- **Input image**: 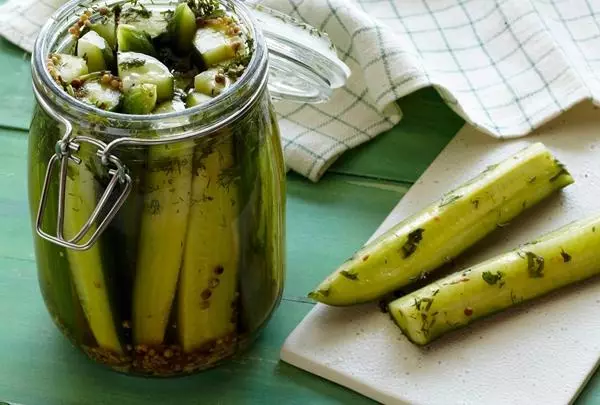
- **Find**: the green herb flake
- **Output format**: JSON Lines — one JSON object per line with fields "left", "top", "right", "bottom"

{"left": 528, "top": 176, "right": 537, "bottom": 183}
{"left": 119, "top": 58, "right": 146, "bottom": 69}
{"left": 561, "top": 250, "right": 572, "bottom": 263}
{"left": 482, "top": 270, "right": 503, "bottom": 285}
{"left": 340, "top": 270, "right": 359, "bottom": 281}
{"left": 550, "top": 161, "right": 570, "bottom": 182}
{"left": 471, "top": 198, "right": 480, "bottom": 209}
{"left": 522, "top": 251, "right": 544, "bottom": 278}
{"left": 401, "top": 228, "right": 424, "bottom": 258}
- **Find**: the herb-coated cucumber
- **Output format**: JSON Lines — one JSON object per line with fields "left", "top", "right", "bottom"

{"left": 122, "top": 83, "right": 157, "bottom": 114}
{"left": 117, "top": 24, "right": 157, "bottom": 57}
{"left": 389, "top": 215, "right": 600, "bottom": 345}
{"left": 309, "top": 143, "right": 574, "bottom": 306}
{"left": 177, "top": 136, "right": 240, "bottom": 352}
{"left": 77, "top": 31, "right": 114, "bottom": 73}
{"left": 63, "top": 143, "right": 123, "bottom": 354}
{"left": 132, "top": 141, "right": 194, "bottom": 345}
{"left": 118, "top": 51, "right": 174, "bottom": 102}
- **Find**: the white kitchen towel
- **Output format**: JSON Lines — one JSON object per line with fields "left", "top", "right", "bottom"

{"left": 2, "top": 0, "right": 599, "bottom": 181}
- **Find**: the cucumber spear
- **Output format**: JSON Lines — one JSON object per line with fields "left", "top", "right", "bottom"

{"left": 177, "top": 134, "right": 240, "bottom": 353}
{"left": 63, "top": 143, "right": 123, "bottom": 354}
{"left": 309, "top": 143, "right": 574, "bottom": 306}
{"left": 132, "top": 140, "right": 194, "bottom": 346}
{"left": 389, "top": 215, "right": 600, "bottom": 345}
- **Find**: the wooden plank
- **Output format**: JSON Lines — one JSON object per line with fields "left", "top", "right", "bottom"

{"left": 0, "top": 38, "right": 33, "bottom": 131}
{"left": 285, "top": 173, "right": 408, "bottom": 300}
{"left": 330, "top": 88, "right": 464, "bottom": 183}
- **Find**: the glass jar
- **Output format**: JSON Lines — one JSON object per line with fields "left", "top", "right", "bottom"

{"left": 28, "top": 0, "right": 348, "bottom": 376}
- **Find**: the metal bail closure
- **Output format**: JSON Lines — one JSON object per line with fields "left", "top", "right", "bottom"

{"left": 36, "top": 135, "right": 133, "bottom": 251}
{"left": 248, "top": 3, "right": 351, "bottom": 104}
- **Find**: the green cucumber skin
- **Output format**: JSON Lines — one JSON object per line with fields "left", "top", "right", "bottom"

{"left": 28, "top": 106, "right": 90, "bottom": 342}
{"left": 310, "top": 143, "right": 574, "bottom": 306}
{"left": 389, "top": 216, "right": 600, "bottom": 345}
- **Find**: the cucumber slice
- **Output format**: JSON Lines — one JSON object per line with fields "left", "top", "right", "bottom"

{"left": 120, "top": 5, "right": 169, "bottom": 39}
{"left": 49, "top": 54, "right": 89, "bottom": 84}
{"left": 193, "top": 26, "right": 240, "bottom": 67}
{"left": 118, "top": 52, "right": 174, "bottom": 102}
{"left": 168, "top": 3, "right": 197, "bottom": 54}
{"left": 186, "top": 92, "right": 212, "bottom": 107}
{"left": 194, "top": 69, "right": 231, "bottom": 96}
{"left": 91, "top": 20, "right": 117, "bottom": 49}
{"left": 153, "top": 98, "right": 186, "bottom": 114}
{"left": 77, "top": 31, "right": 114, "bottom": 73}
{"left": 123, "top": 83, "right": 157, "bottom": 114}
{"left": 117, "top": 24, "right": 157, "bottom": 57}
{"left": 75, "top": 74, "right": 122, "bottom": 111}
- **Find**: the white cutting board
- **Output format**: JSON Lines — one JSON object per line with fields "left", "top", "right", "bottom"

{"left": 280, "top": 101, "right": 600, "bottom": 405}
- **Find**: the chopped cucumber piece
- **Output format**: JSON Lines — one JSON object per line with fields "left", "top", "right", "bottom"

{"left": 77, "top": 31, "right": 114, "bottom": 73}
{"left": 118, "top": 52, "right": 174, "bottom": 102}
{"left": 75, "top": 73, "right": 122, "bottom": 111}
{"left": 117, "top": 24, "right": 157, "bottom": 57}
{"left": 186, "top": 92, "right": 212, "bottom": 107}
{"left": 153, "top": 98, "right": 186, "bottom": 114}
{"left": 194, "top": 69, "right": 231, "bottom": 96}
{"left": 168, "top": 3, "right": 197, "bottom": 54}
{"left": 193, "top": 26, "right": 240, "bottom": 67}
{"left": 91, "top": 20, "right": 117, "bottom": 49}
{"left": 123, "top": 83, "right": 157, "bottom": 114}
{"left": 50, "top": 54, "right": 89, "bottom": 84}
{"left": 120, "top": 6, "right": 169, "bottom": 38}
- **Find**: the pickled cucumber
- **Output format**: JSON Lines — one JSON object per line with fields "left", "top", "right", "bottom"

{"left": 194, "top": 69, "right": 231, "bottom": 96}
{"left": 169, "top": 3, "right": 197, "bottom": 54}
{"left": 177, "top": 135, "right": 240, "bottom": 352}
{"left": 118, "top": 52, "right": 174, "bottom": 102}
{"left": 63, "top": 143, "right": 123, "bottom": 354}
{"left": 77, "top": 31, "right": 114, "bottom": 73}
{"left": 28, "top": 106, "right": 89, "bottom": 340}
{"left": 193, "top": 24, "right": 240, "bottom": 67}
{"left": 117, "top": 24, "right": 157, "bottom": 56}
{"left": 73, "top": 72, "right": 122, "bottom": 111}
{"left": 47, "top": 54, "right": 89, "bottom": 85}
{"left": 120, "top": 4, "right": 169, "bottom": 39}
{"left": 186, "top": 91, "right": 212, "bottom": 107}
{"left": 132, "top": 141, "right": 194, "bottom": 345}
{"left": 123, "top": 83, "right": 157, "bottom": 114}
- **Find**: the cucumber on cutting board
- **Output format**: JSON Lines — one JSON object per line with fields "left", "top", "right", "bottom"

{"left": 389, "top": 215, "right": 600, "bottom": 345}
{"left": 309, "top": 143, "right": 574, "bottom": 306}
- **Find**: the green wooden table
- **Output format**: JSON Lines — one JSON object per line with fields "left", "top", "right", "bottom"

{"left": 1, "top": 32, "right": 600, "bottom": 404}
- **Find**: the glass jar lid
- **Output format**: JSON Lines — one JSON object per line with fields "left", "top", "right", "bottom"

{"left": 247, "top": 4, "right": 351, "bottom": 104}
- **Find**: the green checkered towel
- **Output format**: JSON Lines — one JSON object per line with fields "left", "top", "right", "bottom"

{"left": 1, "top": 0, "right": 596, "bottom": 180}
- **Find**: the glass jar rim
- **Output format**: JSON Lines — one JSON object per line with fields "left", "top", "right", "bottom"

{"left": 32, "top": 0, "right": 269, "bottom": 135}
